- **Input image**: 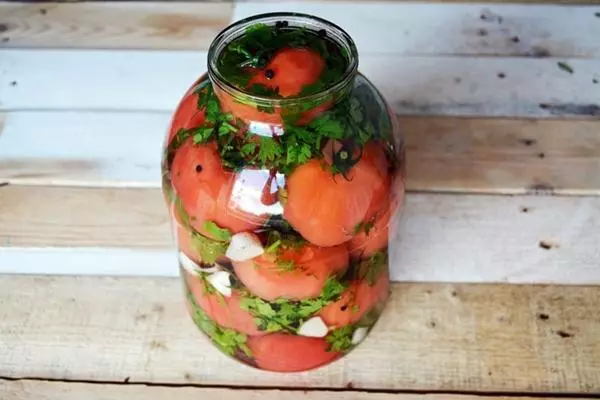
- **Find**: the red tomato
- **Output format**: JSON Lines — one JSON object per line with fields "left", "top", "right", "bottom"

{"left": 232, "top": 243, "right": 348, "bottom": 301}
{"left": 170, "top": 140, "right": 266, "bottom": 238}
{"left": 183, "top": 269, "right": 264, "bottom": 336}
{"left": 283, "top": 142, "right": 390, "bottom": 247}
{"left": 167, "top": 77, "right": 208, "bottom": 144}
{"left": 347, "top": 201, "right": 392, "bottom": 259}
{"left": 247, "top": 334, "right": 340, "bottom": 372}
{"left": 248, "top": 48, "right": 325, "bottom": 98}
{"left": 319, "top": 271, "right": 389, "bottom": 328}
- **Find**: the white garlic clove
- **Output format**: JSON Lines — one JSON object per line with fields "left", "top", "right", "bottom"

{"left": 297, "top": 316, "right": 329, "bottom": 338}
{"left": 225, "top": 232, "right": 264, "bottom": 262}
{"left": 206, "top": 270, "right": 232, "bottom": 297}
{"left": 351, "top": 327, "right": 369, "bottom": 345}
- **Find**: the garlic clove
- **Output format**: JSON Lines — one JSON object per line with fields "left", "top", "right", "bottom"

{"left": 206, "top": 270, "right": 232, "bottom": 297}
{"left": 351, "top": 327, "right": 369, "bottom": 345}
{"left": 297, "top": 316, "right": 328, "bottom": 338}
{"left": 225, "top": 232, "right": 264, "bottom": 261}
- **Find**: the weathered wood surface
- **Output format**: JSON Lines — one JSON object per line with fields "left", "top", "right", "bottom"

{"left": 0, "top": 2, "right": 233, "bottom": 50}
{"left": 3, "top": 381, "right": 599, "bottom": 400}
{"left": 2, "top": 50, "right": 598, "bottom": 117}
{"left": 1, "top": 275, "right": 599, "bottom": 392}
{"left": 2, "top": 2, "right": 600, "bottom": 57}
{"left": 1, "top": 380, "right": 598, "bottom": 400}
{"left": 1, "top": 185, "right": 599, "bottom": 283}
{"left": 1, "top": 113, "right": 599, "bottom": 193}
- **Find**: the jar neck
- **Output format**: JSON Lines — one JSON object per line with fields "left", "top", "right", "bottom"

{"left": 207, "top": 12, "right": 359, "bottom": 111}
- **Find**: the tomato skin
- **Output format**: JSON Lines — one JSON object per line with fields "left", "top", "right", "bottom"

{"left": 247, "top": 333, "right": 341, "bottom": 372}
{"left": 319, "top": 271, "right": 389, "bottom": 328}
{"left": 284, "top": 143, "right": 389, "bottom": 247}
{"left": 183, "top": 269, "right": 264, "bottom": 336}
{"left": 248, "top": 48, "right": 325, "bottom": 98}
{"left": 167, "top": 77, "right": 207, "bottom": 145}
{"left": 232, "top": 243, "right": 349, "bottom": 301}
{"left": 171, "top": 140, "right": 265, "bottom": 238}
{"left": 348, "top": 201, "right": 392, "bottom": 259}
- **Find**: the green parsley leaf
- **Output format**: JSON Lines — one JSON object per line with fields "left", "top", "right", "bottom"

{"left": 190, "top": 232, "right": 228, "bottom": 264}
{"left": 557, "top": 61, "right": 574, "bottom": 74}
{"left": 353, "top": 217, "right": 376, "bottom": 236}
{"left": 185, "top": 281, "right": 251, "bottom": 357}
{"left": 256, "top": 136, "right": 283, "bottom": 166}
{"left": 192, "top": 127, "right": 214, "bottom": 144}
{"left": 276, "top": 259, "right": 295, "bottom": 272}
{"left": 326, "top": 325, "right": 354, "bottom": 352}
{"left": 203, "top": 220, "right": 232, "bottom": 242}
{"left": 240, "top": 142, "right": 257, "bottom": 157}
{"left": 356, "top": 251, "right": 387, "bottom": 285}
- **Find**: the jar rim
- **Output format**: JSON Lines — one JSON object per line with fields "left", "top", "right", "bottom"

{"left": 207, "top": 12, "right": 359, "bottom": 107}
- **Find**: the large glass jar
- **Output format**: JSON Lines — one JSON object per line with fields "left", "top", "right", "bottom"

{"left": 161, "top": 12, "right": 405, "bottom": 372}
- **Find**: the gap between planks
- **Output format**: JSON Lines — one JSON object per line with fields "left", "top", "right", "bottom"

{"left": 2, "top": 380, "right": 600, "bottom": 400}
{"left": 0, "top": 112, "right": 599, "bottom": 194}
{"left": 0, "top": 275, "right": 599, "bottom": 392}
{"left": 1, "top": 185, "right": 600, "bottom": 284}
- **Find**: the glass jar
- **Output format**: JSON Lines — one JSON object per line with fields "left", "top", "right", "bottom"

{"left": 161, "top": 12, "right": 405, "bottom": 372}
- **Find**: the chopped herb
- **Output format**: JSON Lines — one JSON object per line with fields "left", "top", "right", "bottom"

{"left": 351, "top": 304, "right": 360, "bottom": 313}
{"left": 203, "top": 221, "right": 232, "bottom": 242}
{"left": 326, "top": 325, "right": 354, "bottom": 352}
{"left": 557, "top": 62, "right": 574, "bottom": 74}
{"left": 240, "top": 276, "right": 346, "bottom": 333}
{"left": 353, "top": 217, "right": 376, "bottom": 236}
{"left": 355, "top": 251, "right": 387, "bottom": 285}
{"left": 190, "top": 231, "right": 228, "bottom": 264}
{"left": 185, "top": 281, "right": 251, "bottom": 357}
{"left": 217, "top": 23, "right": 349, "bottom": 98}
{"left": 276, "top": 259, "right": 296, "bottom": 272}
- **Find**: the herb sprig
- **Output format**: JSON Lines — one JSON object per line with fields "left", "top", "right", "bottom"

{"left": 185, "top": 280, "right": 251, "bottom": 357}
{"left": 240, "top": 277, "right": 346, "bottom": 333}
{"left": 218, "top": 23, "right": 349, "bottom": 97}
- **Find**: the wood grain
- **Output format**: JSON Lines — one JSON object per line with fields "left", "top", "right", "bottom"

{"left": 1, "top": 186, "right": 600, "bottom": 284}
{"left": 1, "top": 112, "right": 599, "bottom": 193}
{"left": 2, "top": 50, "right": 599, "bottom": 118}
{"left": 233, "top": 2, "right": 600, "bottom": 57}
{"left": 3, "top": 2, "right": 600, "bottom": 57}
{"left": 1, "top": 381, "right": 598, "bottom": 400}
{"left": 0, "top": 2, "right": 233, "bottom": 50}
{"left": 1, "top": 275, "right": 599, "bottom": 391}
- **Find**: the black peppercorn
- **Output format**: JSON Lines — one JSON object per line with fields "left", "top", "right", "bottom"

{"left": 275, "top": 21, "right": 288, "bottom": 29}
{"left": 195, "top": 164, "right": 203, "bottom": 173}
{"left": 318, "top": 29, "right": 327, "bottom": 38}
{"left": 264, "top": 69, "right": 275, "bottom": 79}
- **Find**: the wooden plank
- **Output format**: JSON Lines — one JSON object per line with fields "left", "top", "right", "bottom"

{"left": 2, "top": 2, "right": 600, "bottom": 57}
{"left": 0, "top": 2, "right": 233, "bottom": 50}
{"left": 1, "top": 381, "right": 598, "bottom": 400}
{"left": 2, "top": 111, "right": 599, "bottom": 194}
{"left": 1, "top": 50, "right": 599, "bottom": 118}
{"left": 1, "top": 275, "right": 599, "bottom": 391}
{"left": 1, "top": 186, "right": 599, "bottom": 284}
{"left": 233, "top": 2, "right": 600, "bottom": 57}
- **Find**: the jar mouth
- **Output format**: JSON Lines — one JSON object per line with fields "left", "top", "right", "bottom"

{"left": 207, "top": 12, "right": 359, "bottom": 107}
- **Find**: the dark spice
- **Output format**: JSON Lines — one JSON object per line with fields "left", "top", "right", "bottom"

{"left": 275, "top": 20, "right": 289, "bottom": 29}
{"left": 318, "top": 29, "right": 327, "bottom": 38}
{"left": 264, "top": 69, "right": 275, "bottom": 79}
{"left": 195, "top": 164, "right": 203, "bottom": 173}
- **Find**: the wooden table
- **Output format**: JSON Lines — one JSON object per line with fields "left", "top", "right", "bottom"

{"left": 1, "top": 1, "right": 599, "bottom": 399}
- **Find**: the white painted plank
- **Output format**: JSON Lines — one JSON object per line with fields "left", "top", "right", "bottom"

{"left": 2, "top": 111, "right": 600, "bottom": 193}
{"left": 1, "top": 50, "right": 598, "bottom": 117}
{"left": 0, "top": 111, "right": 167, "bottom": 187}
{"left": 233, "top": 2, "right": 600, "bottom": 58}
{"left": 1, "top": 194, "right": 599, "bottom": 285}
